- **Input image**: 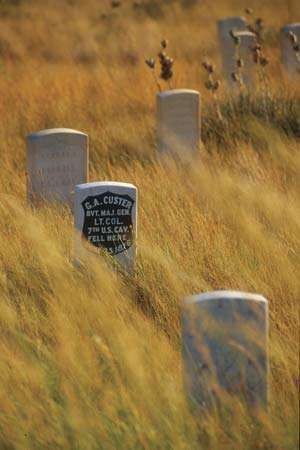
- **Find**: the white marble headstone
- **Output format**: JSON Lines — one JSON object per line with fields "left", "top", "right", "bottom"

{"left": 157, "top": 89, "right": 200, "bottom": 159}
{"left": 182, "top": 290, "right": 269, "bottom": 409}
{"left": 74, "top": 182, "right": 137, "bottom": 273}
{"left": 217, "top": 16, "right": 247, "bottom": 85}
{"left": 280, "top": 23, "right": 300, "bottom": 76}
{"left": 27, "top": 128, "right": 89, "bottom": 206}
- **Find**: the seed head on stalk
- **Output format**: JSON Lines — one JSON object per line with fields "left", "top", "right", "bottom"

{"left": 145, "top": 57, "right": 161, "bottom": 91}
{"left": 229, "top": 29, "right": 245, "bottom": 90}
{"left": 161, "top": 39, "right": 168, "bottom": 49}
{"left": 111, "top": 0, "right": 121, "bottom": 7}
{"left": 158, "top": 40, "right": 174, "bottom": 87}
{"left": 245, "top": 12, "right": 271, "bottom": 120}
{"left": 245, "top": 8, "right": 265, "bottom": 43}
{"left": 202, "top": 60, "right": 215, "bottom": 74}
{"left": 288, "top": 31, "right": 297, "bottom": 45}
{"left": 286, "top": 30, "right": 300, "bottom": 67}
{"left": 202, "top": 58, "right": 222, "bottom": 119}
{"left": 144, "top": 39, "right": 175, "bottom": 91}
{"left": 145, "top": 58, "right": 155, "bottom": 69}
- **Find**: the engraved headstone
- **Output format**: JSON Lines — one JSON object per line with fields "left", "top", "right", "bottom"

{"left": 74, "top": 182, "right": 137, "bottom": 272}
{"left": 182, "top": 291, "right": 269, "bottom": 409}
{"left": 217, "top": 17, "right": 249, "bottom": 85}
{"left": 27, "top": 128, "right": 88, "bottom": 206}
{"left": 280, "top": 23, "right": 300, "bottom": 76}
{"left": 157, "top": 89, "right": 200, "bottom": 158}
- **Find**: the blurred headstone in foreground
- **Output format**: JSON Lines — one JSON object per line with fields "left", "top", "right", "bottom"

{"left": 182, "top": 290, "right": 269, "bottom": 409}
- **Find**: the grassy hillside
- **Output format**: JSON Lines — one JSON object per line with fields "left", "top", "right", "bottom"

{"left": 0, "top": 0, "right": 299, "bottom": 448}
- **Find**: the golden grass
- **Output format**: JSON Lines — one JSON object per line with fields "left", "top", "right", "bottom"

{"left": 0, "top": 0, "right": 299, "bottom": 448}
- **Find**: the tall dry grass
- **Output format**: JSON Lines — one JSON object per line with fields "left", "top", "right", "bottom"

{"left": 0, "top": 0, "right": 299, "bottom": 448}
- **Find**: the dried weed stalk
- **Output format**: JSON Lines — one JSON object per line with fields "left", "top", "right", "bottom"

{"left": 229, "top": 30, "right": 245, "bottom": 91}
{"left": 245, "top": 9, "right": 271, "bottom": 117}
{"left": 202, "top": 60, "right": 222, "bottom": 120}
{"left": 145, "top": 39, "right": 174, "bottom": 91}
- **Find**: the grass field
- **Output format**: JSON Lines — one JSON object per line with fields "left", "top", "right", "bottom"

{"left": 0, "top": 0, "right": 299, "bottom": 448}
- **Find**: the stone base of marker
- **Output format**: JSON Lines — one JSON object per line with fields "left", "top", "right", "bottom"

{"left": 182, "top": 291, "right": 269, "bottom": 409}
{"left": 74, "top": 182, "right": 137, "bottom": 274}
{"left": 157, "top": 89, "right": 200, "bottom": 160}
{"left": 280, "top": 23, "right": 300, "bottom": 76}
{"left": 27, "top": 128, "right": 89, "bottom": 207}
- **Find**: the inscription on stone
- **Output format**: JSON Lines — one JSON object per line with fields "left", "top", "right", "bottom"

{"left": 74, "top": 182, "right": 137, "bottom": 272}
{"left": 27, "top": 128, "right": 88, "bottom": 206}
{"left": 81, "top": 192, "right": 134, "bottom": 256}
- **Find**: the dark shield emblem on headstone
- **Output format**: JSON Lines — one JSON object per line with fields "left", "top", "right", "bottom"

{"left": 81, "top": 191, "right": 134, "bottom": 256}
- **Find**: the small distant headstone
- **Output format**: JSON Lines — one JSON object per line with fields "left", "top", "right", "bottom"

{"left": 74, "top": 182, "right": 137, "bottom": 273}
{"left": 157, "top": 89, "right": 200, "bottom": 159}
{"left": 182, "top": 290, "right": 269, "bottom": 409}
{"left": 233, "top": 30, "right": 257, "bottom": 86}
{"left": 27, "top": 128, "right": 88, "bottom": 206}
{"left": 280, "top": 23, "right": 300, "bottom": 76}
{"left": 217, "top": 17, "right": 248, "bottom": 85}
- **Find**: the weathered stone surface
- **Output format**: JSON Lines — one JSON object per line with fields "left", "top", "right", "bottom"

{"left": 27, "top": 128, "right": 88, "bottom": 206}
{"left": 280, "top": 23, "right": 300, "bottom": 76}
{"left": 217, "top": 17, "right": 255, "bottom": 87}
{"left": 182, "top": 291, "right": 269, "bottom": 409}
{"left": 157, "top": 89, "right": 200, "bottom": 158}
{"left": 233, "top": 30, "right": 257, "bottom": 86}
{"left": 218, "top": 16, "right": 247, "bottom": 36}
{"left": 74, "top": 181, "right": 137, "bottom": 272}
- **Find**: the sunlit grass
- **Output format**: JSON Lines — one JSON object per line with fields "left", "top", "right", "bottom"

{"left": 0, "top": 0, "right": 299, "bottom": 448}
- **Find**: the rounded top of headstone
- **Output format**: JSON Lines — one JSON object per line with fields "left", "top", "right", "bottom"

{"left": 75, "top": 181, "right": 137, "bottom": 192}
{"left": 27, "top": 128, "right": 88, "bottom": 140}
{"left": 158, "top": 89, "right": 200, "bottom": 99}
{"left": 234, "top": 30, "right": 256, "bottom": 37}
{"left": 281, "top": 23, "right": 300, "bottom": 32}
{"left": 184, "top": 290, "right": 267, "bottom": 305}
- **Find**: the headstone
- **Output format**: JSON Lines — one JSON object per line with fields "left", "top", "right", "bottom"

{"left": 182, "top": 290, "right": 269, "bottom": 409}
{"left": 280, "top": 23, "right": 300, "bottom": 76}
{"left": 233, "top": 30, "right": 257, "bottom": 86}
{"left": 217, "top": 17, "right": 249, "bottom": 86}
{"left": 74, "top": 182, "right": 137, "bottom": 272}
{"left": 27, "top": 128, "right": 88, "bottom": 206}
{"left": 157, "top": 89, "right": 200, "bottom": 159}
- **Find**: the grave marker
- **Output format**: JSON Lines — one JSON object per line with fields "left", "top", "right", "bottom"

{"left": 182, "top": 290, "right": 269, "bottom": 409}
{"left": 74, "top": 182, "right": 137, "bottom": 272}
{"left": 233, "top": 30, "right": 257, "bottom": 86}
{"left": 27, "top": 128, "right": 88, "bottom": 206}
{"left": 157, "top": 89, "right": 200, "bottom": 158}
{"left": 217, "top": 17, "right": 257, "bottom": 87}
{"left": 280, "top": 23, "right": 300, "bottom": 76}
